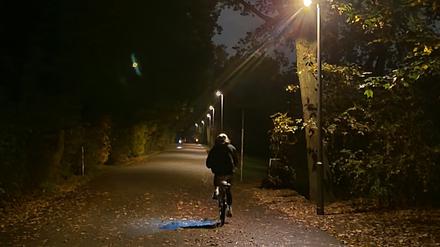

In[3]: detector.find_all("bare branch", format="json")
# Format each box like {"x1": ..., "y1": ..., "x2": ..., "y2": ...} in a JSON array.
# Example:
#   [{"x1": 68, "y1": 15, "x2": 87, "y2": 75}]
[{"x1": 235, "y1": 0, "x2": 274, "y2": 23}]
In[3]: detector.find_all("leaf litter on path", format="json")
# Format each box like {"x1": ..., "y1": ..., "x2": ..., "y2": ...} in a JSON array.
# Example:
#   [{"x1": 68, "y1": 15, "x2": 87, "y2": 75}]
[{"x1": 253, "y1": 188, "x2": 440, "y2": 246}]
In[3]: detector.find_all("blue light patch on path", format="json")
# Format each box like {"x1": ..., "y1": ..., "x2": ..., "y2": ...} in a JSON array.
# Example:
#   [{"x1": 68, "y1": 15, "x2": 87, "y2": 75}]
[{"x1": 160, "y1": 219, "x2": 217, "y2": 230}]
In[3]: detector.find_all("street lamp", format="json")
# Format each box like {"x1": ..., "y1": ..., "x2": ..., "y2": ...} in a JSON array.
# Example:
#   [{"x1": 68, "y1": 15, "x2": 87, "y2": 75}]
[
  {"x1": 201, "y1": 120, "x2": 206, "y2": 144},
  {"x1": 206, "y1": 113, "x2": 212, "y2": 124},
  {"x1": 209, "y1": 105, "x2": 215, "y2": 130},
  {"x1": 304, "y1": 0, "x2": 324, "y2": 215},
  {"x1": 206, "y1": 113, "x2": 212, "y2": 145},
  {"x1": 209, "y1": 106, "x2": 215, "y2": 146},
  {"x1": 216, "y1": 90, "x2": 224, "y2": 131}
]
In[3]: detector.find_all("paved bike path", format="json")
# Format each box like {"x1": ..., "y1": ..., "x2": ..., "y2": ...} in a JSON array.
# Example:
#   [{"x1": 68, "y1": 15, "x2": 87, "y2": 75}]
[{"x1": 1, "y1": 143, "x2": 342, "y2": 246}]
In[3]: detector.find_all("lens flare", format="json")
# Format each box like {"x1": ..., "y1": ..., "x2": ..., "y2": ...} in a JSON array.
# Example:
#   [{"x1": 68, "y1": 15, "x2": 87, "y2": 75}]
[{"x1": 304, "y1": 0, "x2": 312, "y2": 7}]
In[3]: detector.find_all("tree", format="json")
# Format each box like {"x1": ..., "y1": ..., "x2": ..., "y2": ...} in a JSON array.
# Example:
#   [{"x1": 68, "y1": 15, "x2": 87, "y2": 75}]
[
  {"x1": 221, "y1": 0, "x2": 440, "y2": 204},
  {"x1": 220, "y1": 0, "x2": 329, "y2": 201}
]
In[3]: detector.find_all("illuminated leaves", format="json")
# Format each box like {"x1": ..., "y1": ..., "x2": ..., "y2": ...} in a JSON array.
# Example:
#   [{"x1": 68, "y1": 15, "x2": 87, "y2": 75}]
[
  {"x1": 268, "y1": 113, "x2": 303, "y2": 156},
  {"x1": 423, "y1": 45, "x2": 433, "y2": 55},
  {"x1": 363, "y1": 89, "x2": 373, "y2": 98},
  {"x1": 269, "y1": 112, "x2": 298, "y2": 135},
  {"x1": 285, "y1": 84, "x2": 300, "y2": 93}
]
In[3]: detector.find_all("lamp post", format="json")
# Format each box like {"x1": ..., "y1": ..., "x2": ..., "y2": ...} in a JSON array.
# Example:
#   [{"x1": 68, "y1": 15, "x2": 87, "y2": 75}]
[
  {"x1": 206, "y1": 113, "x2": 212, "y2": 145},
  {"x1": 206, "y1": 113, "x2": 212, "y2": 125},
  {"x1": 304, "y1": 0, "x2": 324, "y2": 215},
  {"x1": 201, "y1": 120, "x2": 206, "y2": 144},
  {"x1": 209, "y1": 106, "x2": 215, "y2": 146},
  {"x1": 216, "y1": 91, "x2": 224, "y2": 131},
  {"x1": 209, "y1": 105, "x2": 215, "y2": 131},
  {"x1": 195, "y1": 123, "x2": 199, "y2": 142}
]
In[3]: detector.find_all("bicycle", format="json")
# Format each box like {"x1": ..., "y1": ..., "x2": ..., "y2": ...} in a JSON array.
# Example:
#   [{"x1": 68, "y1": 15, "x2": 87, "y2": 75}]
[{"x1": 216, "y1": 180, "x2": 231, "y2": 226}]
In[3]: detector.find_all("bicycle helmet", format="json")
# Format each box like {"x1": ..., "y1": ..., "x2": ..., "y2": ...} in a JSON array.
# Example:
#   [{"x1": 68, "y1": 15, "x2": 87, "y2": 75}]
[{"x1": 215, "y1": 133, "x2": 230, "y2": 144}]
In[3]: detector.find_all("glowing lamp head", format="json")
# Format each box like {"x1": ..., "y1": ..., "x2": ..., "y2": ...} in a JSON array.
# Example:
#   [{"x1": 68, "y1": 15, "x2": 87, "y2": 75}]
[
  {"x1": 304, "y1": 0, "x2": 312, "y2": 7},
  {"x1": 207, "y1": 113, "x2": 211, "y2": 118},
  {"x1": 216, "y1": 90, "x2": 223, "y2": 97},
  {"x1": 209, "y1": 105, "x2": 214, "y2": 111}
]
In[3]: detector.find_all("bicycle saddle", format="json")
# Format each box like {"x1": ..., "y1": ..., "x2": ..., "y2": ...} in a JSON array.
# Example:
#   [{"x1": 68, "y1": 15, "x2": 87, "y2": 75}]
[{"x1": 220, "y1": 181, "x2": 231, "y2": 187}]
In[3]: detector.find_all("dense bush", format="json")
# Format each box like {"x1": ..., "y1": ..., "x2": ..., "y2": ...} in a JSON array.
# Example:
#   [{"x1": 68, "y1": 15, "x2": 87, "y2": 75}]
[
  {"x1": 0, "y1": 125, "x2": 31, "y2": 195},
  {"x1": 0, "y1": 116, "x2": 174, "y2": 199},
  {"x1": 270, "y1": 68, "x2": 439, "y2": 206},
  {"x1": 108, "y1": 121, "x2": 174, "y2": 164},
  {"x1": 267, "y1": 113, "x2": 308, "y2": 195},
  {"x1": 326, "y1": 83, "x2": 440, "y2": 205}
]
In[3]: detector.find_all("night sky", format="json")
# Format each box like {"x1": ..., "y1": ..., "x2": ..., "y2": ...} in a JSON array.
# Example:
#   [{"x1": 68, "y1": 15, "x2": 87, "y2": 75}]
[{"x1": 213, "y1": 8, "x2": 263, "y2": 55}]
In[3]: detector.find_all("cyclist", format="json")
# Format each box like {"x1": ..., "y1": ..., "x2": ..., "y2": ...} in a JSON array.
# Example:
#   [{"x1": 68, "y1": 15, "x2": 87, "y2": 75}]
[{"x1": 206, "y1": 133, "x2": 239, "y2": 217}]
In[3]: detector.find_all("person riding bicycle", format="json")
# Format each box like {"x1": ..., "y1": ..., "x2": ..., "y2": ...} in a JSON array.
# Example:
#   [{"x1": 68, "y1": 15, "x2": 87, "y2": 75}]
[{"x1": 206, "y1": 133, "x2": 239, "y2": 217}]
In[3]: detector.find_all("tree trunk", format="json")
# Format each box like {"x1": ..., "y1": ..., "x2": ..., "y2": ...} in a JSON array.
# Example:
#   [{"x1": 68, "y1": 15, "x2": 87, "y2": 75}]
[
  {"x1": 296, "y1": 38, "x2": 319, "y2": 201},
  {"x1": 296, "y1": 39, "x2": 334, "y2": 203}
]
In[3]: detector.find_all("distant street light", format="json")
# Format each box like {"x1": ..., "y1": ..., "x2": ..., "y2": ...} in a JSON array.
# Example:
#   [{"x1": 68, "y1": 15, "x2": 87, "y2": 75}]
[
  {"x1": 216, "y1": 91, "x2": 224, "y2": 131},
  {"x1": 304, "y1": 0, "x2": 324, "y2": 215},
  {"x1": 209, "y1": 105, "x2": 215, "y2": 131},
  {"x1": 201, "y1": 120, "x2": 206, "y2": 144},
  {"x1": 206, "y1": 113, "x2": 212, "y2": 145},
  {"x1": 209, "y1": 106, "x2": 215, "y2": 147}
]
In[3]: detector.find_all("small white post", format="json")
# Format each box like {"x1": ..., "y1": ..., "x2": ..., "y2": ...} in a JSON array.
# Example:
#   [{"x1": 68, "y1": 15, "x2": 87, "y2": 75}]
[
  {"x1": 81, "y1": 145, "x2": 85, "y2": 176},
  {"x1": 240, "y1": 109, "x2": 245, "y2": 182}
]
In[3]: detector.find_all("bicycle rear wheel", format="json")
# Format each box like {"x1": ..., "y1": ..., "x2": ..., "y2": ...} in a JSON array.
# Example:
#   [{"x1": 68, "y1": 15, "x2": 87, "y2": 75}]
[{"x1": 219, "y1": 194, "x2": 227, "y2": 226}]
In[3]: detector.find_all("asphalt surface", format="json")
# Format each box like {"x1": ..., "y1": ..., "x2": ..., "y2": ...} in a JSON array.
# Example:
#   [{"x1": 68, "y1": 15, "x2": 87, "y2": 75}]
[{"x1": 1, "y1": 143, "x2": 342, "y2": 246}]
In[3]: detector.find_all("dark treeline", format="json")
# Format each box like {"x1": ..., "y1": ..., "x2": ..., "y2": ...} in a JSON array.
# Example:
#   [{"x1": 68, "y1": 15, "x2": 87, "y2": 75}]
[{"x1": 0, "y1": 1, "x2": 220, "y2": 195}]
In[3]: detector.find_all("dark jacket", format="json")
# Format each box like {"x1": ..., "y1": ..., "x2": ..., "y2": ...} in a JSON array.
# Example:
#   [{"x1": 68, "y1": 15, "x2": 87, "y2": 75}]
[{"x1": 206, "y1": 143, "x2": 238, "y2": 175}]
